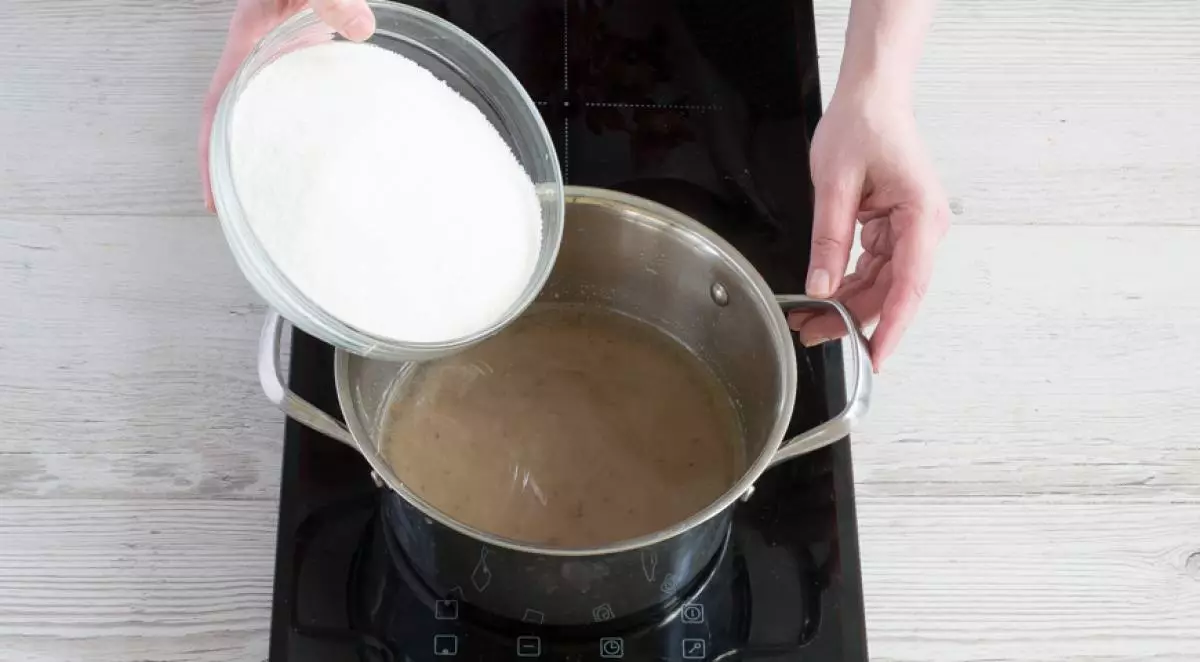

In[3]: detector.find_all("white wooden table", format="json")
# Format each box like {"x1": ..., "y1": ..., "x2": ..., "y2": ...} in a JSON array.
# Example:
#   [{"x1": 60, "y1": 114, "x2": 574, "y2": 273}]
[{"x1": 1, "y1": 1, "x2": 1196, "y2": 660}]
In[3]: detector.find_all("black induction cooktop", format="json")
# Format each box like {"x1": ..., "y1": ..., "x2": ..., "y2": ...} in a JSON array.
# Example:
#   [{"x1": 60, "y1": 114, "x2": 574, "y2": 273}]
[{"x1": 268, "y1": 1, "x2": 868, "y2": 660}]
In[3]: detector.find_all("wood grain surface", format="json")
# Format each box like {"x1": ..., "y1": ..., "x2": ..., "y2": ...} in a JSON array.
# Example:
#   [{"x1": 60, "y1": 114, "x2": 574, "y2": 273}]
[{"x1": 1, "y1": 1, "x2": 1197, "y2": 661}]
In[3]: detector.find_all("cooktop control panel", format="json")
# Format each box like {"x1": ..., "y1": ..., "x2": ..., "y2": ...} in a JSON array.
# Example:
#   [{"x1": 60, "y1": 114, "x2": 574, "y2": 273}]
[
  {"x1": 349, "y1": 508, "x2": 812, "y2": 662},
  {"x1": 412, "y1": 599, "x2": 720, "y2": 661}
]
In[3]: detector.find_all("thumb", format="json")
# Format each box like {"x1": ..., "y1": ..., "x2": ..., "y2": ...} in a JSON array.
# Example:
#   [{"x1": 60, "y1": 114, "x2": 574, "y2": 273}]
[
  {"x1": 311, "y1": 0, "x2": 376, "y2": 41},
  {"x1": 807, "y1": 174, "x2": 862, "y2": 298}
]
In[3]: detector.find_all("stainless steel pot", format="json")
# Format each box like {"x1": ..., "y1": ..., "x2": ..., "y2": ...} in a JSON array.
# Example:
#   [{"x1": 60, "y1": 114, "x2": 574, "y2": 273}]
[{"x1": 258, "y1": 186, "x2": 871, "y2": 625}]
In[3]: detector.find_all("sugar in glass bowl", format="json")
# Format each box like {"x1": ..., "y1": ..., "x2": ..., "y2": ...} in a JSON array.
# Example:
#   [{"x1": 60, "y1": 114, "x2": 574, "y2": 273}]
[{"x1": 208, "y1": 2, "x2": 563, "y2": 360}]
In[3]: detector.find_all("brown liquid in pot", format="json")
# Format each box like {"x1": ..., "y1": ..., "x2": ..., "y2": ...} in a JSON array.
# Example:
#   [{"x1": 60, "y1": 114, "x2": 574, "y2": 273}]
[{"x1": 383, "y1": 305, "x2": 743, "y2": 548}]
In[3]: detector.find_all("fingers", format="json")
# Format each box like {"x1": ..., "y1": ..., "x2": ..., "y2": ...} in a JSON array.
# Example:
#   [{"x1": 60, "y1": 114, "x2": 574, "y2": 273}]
[
  {"x1": 860, "y1": 217, "x2": 893, "y2": 256},
  {"x1": 807, "y1": 173, "x2": 862, "y2": 299},
  {"x1": 198, "y1": 108, "x2": 216, "y2": 212},
  {"x1": 789, "y1": 252, "x2": 888, "y2": 345},
  {"x1": 199, "y1": 9, "x2": 269, "y2": 213},
  {"x1": 868, "y1": 201, "x2": 948, "y2": 369},
  {"x1": 199, "y1": 0, "x2": 368, "y2": 212},
  {"x1": 310, "y1": 0, "x2": 376, "y2": 41}
]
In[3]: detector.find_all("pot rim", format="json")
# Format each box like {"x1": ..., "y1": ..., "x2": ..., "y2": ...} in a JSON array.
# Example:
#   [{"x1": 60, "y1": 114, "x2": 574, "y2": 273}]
[{"x1": 335, "y1": 186, "x2": 798, "y2": 557}]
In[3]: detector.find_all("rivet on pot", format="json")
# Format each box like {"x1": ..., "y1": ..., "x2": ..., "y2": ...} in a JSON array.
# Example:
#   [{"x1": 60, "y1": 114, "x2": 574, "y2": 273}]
[
  {"x1": 710, "y1": 282, "x2": 730, "y2": 307},
  {"x1": 740, "y1": 485, "x2": 756, "y2": 502},
  {"x1": 370, "y1": 471, "x2": 383, "y2": 488}
]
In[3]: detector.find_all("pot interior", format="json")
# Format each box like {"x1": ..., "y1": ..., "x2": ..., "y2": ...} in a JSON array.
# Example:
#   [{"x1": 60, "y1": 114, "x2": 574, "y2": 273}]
[{"x1": 340, "y1": 187, "x2": 796, "y2": 550}]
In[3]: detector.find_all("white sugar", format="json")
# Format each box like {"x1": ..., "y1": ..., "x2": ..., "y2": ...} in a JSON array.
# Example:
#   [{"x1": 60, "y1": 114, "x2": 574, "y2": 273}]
[{"x1": 230, "y1": 41, "x2": 542, "y2": 343}]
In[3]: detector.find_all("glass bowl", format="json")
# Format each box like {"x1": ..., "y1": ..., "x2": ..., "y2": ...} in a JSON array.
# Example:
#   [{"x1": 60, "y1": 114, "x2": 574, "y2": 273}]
[{"x1": 209, "y1": 1, "x2": 563, "y2": 360}]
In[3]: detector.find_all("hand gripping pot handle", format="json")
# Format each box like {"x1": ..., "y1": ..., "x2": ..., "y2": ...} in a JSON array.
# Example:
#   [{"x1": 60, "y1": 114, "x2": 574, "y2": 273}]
[
  {"x1": 771, "y1": 295, "x2": 873, "y2": 465},
  {"x1": 257, "y1": 310, "x2": 357, "y2": 448}
]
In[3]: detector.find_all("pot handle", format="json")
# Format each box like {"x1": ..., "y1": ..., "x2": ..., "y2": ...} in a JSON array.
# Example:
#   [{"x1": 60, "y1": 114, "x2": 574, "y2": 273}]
[
  {"x1": 770, "y1": 295, "x2": 873, "y2": 465},
  {"x1": 257, "y1": 311, "x2": 357, "y2": 448}
]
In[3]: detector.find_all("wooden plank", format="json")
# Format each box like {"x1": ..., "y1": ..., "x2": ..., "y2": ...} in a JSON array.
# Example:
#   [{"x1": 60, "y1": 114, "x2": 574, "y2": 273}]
[
  {"x1": 0, "y1": 500, "x2": 273, "y2": 662},
  {"x1": 0, "y1": 498, "x2": 1194, "y2": 662},
  {"x1": 851, "y1": 224, "x2": 1200, "y2": 500},
  {"x1": 3, "y1": 219, "x2": 1194, "y2": 504},
  {"x1": 856, "y1": 496, "x2": 1200, "y2": 662},
  {"x1": 0, "y1": 635, "x2": 266, "y2": 662},
  {"x1": 815, "y1": 0, "x2": 1200, "y2": 227},
  {"x1": 0, "y1": 0, "x2": 228, "y2": 216},
  {"x1": 4, "y1": 0, "x2": 1198, "y2": 224},
  {"x1": 0, "y1": 214, "x2": 284, "y2": 498}
]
